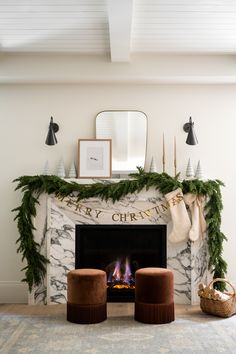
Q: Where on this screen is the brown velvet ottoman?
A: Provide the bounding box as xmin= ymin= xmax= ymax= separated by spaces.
xmin=67 ymin=269 xmax=107 ymax=324
xmin=135 ymin=267 xmax=175 ymax=324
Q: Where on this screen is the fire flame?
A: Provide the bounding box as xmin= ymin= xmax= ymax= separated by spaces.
xmin=107 ymin=257 xmax=135 ymax=289
xmin=113 ymin=260 xmax=121 ymax=281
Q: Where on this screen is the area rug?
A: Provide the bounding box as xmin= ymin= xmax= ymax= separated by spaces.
xmin=0 ymin=310 xmax=236 ymax=354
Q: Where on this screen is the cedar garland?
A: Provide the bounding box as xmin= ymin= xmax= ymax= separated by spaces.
xmin=13 ymin=169 xmax=227 ymax=292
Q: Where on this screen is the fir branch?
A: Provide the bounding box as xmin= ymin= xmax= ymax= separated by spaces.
xmin=13 ymin=172 xmax=227 ymax=292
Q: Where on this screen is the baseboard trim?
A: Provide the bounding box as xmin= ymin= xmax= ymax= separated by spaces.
xmin=0 ymin=281 xmax=28 ymax=303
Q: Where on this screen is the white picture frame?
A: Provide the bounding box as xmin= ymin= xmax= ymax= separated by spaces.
xmin=78 ymin=139 xmax=112 ymax=178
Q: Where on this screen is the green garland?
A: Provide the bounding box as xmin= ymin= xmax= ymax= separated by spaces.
xmin=13 ymin=169 xmax=227 ymax=292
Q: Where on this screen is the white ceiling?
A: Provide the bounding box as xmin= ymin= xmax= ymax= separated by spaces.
xmin=0 ymin=0 xmax=236 ymax=61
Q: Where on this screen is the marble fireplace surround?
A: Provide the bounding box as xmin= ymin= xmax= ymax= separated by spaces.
xmin=30 ymin=183 xmax=208 ymax=306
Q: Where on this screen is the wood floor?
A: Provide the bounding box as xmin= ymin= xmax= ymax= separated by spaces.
xmin=0 ymin=303 xmax=201 ymax=317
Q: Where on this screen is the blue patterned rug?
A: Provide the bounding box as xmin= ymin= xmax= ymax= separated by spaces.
xmin=1 ymin=310 xmax=236 ymax=353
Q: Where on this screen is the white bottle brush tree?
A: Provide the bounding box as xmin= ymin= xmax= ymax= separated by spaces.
xmin=68 ymin=161 xmax=77 ymax=178
xmin=56 ymin=158 xmax=66 ymax=178
xmin=186 ymin=158 xmax=194 ymax=179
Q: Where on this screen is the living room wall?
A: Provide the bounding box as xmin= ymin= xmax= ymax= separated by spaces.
xmin=0 ymin=83 xmax=235 ymax=302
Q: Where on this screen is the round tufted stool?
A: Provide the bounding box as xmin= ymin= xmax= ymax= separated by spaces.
xmin=135 ymin=267 xmax=175 ymax=324
xmin=67 ymin=269 xmax=107 ymax=324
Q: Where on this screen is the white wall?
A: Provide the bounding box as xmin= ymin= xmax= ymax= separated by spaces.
xmin=0 ymin=83 xmax=235 ymax=302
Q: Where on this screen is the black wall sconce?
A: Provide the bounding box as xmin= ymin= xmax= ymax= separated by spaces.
xmin=45 ymin=117 xmax=59 ymax=145
xmin=183 ymin=117 xmax=198 ymax=145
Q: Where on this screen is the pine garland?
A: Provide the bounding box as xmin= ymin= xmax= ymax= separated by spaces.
xmin=13 ymin=169 xmax=227 ymax=292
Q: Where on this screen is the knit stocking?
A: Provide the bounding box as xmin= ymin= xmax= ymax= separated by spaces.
xmin=165 ymin=188 xmax=191 ymax=243
xmin=184 ymin=194 xmax=207 ymax=241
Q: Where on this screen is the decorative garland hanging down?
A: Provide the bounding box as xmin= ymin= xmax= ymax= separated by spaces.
xmin=13 ymin=168 xmax=227 ymax=292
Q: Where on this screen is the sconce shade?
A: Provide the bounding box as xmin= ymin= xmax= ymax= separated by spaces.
xmin=45 ymin=117 xmax=59 ymax=145
xmin=183 ymin=117 xmax=198 ymax=145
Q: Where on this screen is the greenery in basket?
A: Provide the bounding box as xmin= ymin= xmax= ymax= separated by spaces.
xmin=12 ymin=168 xmax=227 ymax=292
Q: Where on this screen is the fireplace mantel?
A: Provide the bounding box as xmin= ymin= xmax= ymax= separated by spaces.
xmin=30 ymin=181 xmax=208 ymax=306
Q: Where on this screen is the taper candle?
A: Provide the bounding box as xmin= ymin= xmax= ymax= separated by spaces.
xmin=162 ymin=133 xmax=166 ymax=173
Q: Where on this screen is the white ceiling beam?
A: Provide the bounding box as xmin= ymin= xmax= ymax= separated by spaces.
xmin=107 ymin=0 xmax=133 ymax=62
xmin=2 ymin=53 xmax=236 ymax=84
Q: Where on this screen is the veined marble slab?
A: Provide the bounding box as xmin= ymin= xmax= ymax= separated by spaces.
xmin=30 ymin=185 xmax=208 ymax=305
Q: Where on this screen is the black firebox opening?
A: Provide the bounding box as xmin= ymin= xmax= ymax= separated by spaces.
xmin=75 ymin=224 xmax=167 ymax=302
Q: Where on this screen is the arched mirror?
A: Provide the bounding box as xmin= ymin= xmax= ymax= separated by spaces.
xmin=96 ymin=111 xmax=147 ymax=175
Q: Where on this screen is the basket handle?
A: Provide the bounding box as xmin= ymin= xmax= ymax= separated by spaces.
xmin=208 ymin=278 xmax=236 ymax=298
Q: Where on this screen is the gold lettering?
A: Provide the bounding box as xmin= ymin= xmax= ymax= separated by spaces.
xmin=75 ymin=203 xmax=82 ymax=212
xmin=56 ymin=193 xmax=64 ymax=201
xmin=95 ymin=210 xmax=102 ymax=218
xmin=112 ymin=213 xmax=119 ymax=221
xmin=119 ymin=213 xmax=127 ymax=222
xmin=130 ymin=213 xmax=137 ymax=221
xmin=85 ymin=207 xmax=92 ymax=216
xmin=153 ymin=206 xmax=161 ymax=215
xmin=143 ymin=209 xmax=151 ymax=217
xmin=167 ymin=194 xmax=183 ymax=207
xmin=171 ymin=197 xmax=178 ymax=206
xmin=138 ymin=211 xmax=145 ymax=219
xmin=66 ymin=199 xmax=73 ymax=208
xmin=161 ymin=203 xmax=168 ymax=211
xmin=176 ymin=192 xmax=184 ymax=202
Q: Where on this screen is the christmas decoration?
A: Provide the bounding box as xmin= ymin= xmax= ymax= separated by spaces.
xmin=184 ymin=194 xmax=207 ymax=241
xmin=149 ymin=157 xmax=158 ymax=172
xmin=195 ymin=160 xmax=204 ymax=180
xmin=13 ymin=169 xmax=227 ymax=292
xmin=68 ymin=161 xmax=77 ymax=178
xmin=186 ymin=158 xmax=194 ymax=179
xmin=165 ymin=188 xmax=191 ymax=243
xmin=56 ymin=158 xmax=66 ymax=178
xmin=57 ymin=194 xmax=172 ymax=222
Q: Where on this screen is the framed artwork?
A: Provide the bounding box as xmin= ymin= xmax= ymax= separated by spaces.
xmin=78 ymin=139 xmax=112 ymax=178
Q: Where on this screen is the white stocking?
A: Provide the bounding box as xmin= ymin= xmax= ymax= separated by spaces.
xmin=165 ymin=188 xmax=191 ymax=243
xmin=184 ymin=194 xmax=207 ymax=241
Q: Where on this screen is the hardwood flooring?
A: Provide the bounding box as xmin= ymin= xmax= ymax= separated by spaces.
xmin=0 ymin=303 xmax=201 ymax=317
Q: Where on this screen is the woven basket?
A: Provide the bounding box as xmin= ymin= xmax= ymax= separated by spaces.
xmin=200 ymin=278 xmax=236 ymax=318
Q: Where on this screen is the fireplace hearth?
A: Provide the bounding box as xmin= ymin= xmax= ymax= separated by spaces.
xmin=75 ymin=224 xmax=167 ymax=302
xmin=29 ymin=192 xmax=208 ymax=305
